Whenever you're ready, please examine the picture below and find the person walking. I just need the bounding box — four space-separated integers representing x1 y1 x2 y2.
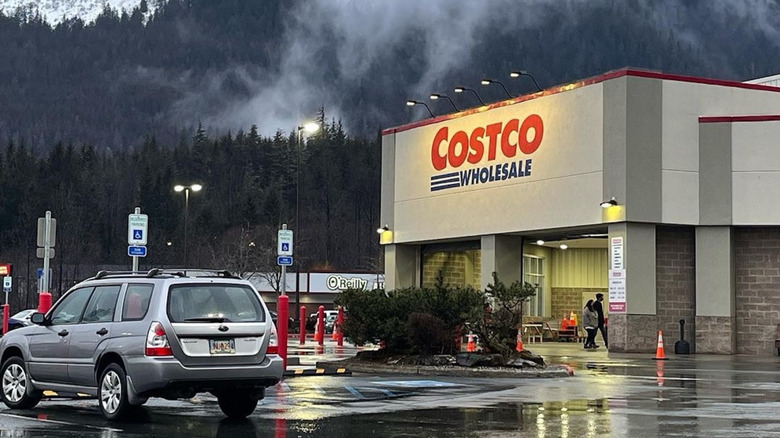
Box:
594 293 608 348
582 300 599 349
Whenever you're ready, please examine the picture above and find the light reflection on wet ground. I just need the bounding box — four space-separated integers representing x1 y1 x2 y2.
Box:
2 345 779 437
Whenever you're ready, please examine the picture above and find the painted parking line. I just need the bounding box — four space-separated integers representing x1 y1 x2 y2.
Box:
373 380 463 388
0 412 122 432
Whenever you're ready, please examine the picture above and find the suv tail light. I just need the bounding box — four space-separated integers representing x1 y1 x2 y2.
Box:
145 321 173 357
266 324 279 355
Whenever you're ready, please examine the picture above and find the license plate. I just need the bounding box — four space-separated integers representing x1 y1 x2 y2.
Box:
209 339 236 354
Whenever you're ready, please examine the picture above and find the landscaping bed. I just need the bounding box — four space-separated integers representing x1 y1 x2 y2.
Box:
316 349 574 378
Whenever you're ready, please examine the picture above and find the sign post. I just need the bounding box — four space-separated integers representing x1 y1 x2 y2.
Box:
128 208 148 272
277 225 293 369
2 276 10 335
36 211 56 313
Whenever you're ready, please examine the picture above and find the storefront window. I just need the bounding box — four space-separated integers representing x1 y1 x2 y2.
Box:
523 255 545 317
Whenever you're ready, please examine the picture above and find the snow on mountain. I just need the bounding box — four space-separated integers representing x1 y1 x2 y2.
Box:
0 0 155 24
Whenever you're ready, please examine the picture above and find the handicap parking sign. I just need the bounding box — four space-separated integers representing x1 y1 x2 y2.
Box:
282 243 289 252
134 230 143 240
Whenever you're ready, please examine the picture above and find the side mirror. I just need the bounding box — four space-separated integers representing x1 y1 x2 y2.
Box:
30 313 46 325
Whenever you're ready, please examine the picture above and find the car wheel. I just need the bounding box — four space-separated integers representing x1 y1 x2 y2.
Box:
1 356 41 409
217 390 259 419
98 363 132 421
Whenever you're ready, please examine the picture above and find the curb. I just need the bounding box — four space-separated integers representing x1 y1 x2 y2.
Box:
284 367 353 377
316 360 573 378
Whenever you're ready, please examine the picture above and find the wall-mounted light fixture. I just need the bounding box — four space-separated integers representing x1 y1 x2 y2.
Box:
406 100 435 117
536 239 545 246
509 70 543 92
429 93 460 111
481 78 513 98
599 197 618 208
454 86 486 105
376 225 390 234
559 243 568 250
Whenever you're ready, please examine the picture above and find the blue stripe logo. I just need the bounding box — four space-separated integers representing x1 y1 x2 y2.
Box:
430 172 460 192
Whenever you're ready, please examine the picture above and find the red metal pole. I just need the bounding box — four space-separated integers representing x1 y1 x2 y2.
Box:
2 304 9 335
317 305 325 346
38 292 52 314
278 295 289 369
337 305 344 346
299 306 306 345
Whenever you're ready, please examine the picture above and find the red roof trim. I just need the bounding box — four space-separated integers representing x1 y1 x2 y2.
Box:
383 68 780 135
699 115 780 123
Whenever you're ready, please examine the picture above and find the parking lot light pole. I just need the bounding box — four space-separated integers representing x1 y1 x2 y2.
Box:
295 122 319 317
174 184 202 268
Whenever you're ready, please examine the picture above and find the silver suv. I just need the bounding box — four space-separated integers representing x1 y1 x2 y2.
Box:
0 269 283 420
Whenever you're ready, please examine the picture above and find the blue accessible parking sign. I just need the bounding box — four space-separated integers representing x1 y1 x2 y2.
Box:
277 256 293 266
128 246 147 257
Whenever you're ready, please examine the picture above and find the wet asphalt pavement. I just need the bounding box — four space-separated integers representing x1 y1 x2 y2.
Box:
1 342 779 437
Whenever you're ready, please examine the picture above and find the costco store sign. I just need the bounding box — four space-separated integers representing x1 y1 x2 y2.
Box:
429 114 543 192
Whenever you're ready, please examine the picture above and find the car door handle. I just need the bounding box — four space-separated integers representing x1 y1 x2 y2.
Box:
96 328 108 336
58 329 69 337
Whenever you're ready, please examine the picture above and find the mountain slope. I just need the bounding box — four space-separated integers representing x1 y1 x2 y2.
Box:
0 0 778 150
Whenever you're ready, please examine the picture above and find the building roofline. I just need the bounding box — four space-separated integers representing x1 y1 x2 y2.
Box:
383 68 780 135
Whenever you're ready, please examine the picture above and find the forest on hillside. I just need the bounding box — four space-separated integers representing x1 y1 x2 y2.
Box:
0 115 381 309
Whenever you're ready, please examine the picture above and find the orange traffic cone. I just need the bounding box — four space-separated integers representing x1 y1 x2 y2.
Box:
314 321 321 342
516 329 524 352
331 324 339 340
652 330 669 360
467 333 476 352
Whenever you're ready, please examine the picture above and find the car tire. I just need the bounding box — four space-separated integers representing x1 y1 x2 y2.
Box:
217 390 258 419
98 363 132 421
1 356 41 410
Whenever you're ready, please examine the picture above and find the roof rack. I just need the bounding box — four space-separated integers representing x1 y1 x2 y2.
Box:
86 269 239 280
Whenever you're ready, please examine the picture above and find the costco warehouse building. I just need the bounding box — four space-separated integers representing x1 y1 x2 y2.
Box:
379 68 780 356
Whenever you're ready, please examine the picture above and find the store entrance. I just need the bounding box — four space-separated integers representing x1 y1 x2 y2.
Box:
522 228 609 340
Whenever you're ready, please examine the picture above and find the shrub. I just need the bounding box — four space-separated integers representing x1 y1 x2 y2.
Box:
335 273 532 360
407 312 453 355
336 284 481 355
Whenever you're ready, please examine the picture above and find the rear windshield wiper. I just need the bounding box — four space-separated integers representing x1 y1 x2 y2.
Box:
183 317 232 323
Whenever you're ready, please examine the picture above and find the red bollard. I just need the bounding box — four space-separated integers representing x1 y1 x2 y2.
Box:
38 291 52 314
278 295 289 369
317 306 325 346
337 306 345 347
2 304 9 335
299 306 306 345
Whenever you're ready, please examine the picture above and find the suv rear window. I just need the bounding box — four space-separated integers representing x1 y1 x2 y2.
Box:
167 284 265 323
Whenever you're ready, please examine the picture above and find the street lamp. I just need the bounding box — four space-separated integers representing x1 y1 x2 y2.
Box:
429 93 460 111
296 121 319 312
173 183 202 268
510 70 543 92
406 100 435 118
454 86 486 105
481 78 513 98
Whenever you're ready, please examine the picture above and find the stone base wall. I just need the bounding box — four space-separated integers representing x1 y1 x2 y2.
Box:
656 226 696 351
695 316 735 354
607 314 658 353
735 227 780 356
422 250 481 289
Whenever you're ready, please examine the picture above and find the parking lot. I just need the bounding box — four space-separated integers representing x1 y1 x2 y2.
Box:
2 342 779 437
